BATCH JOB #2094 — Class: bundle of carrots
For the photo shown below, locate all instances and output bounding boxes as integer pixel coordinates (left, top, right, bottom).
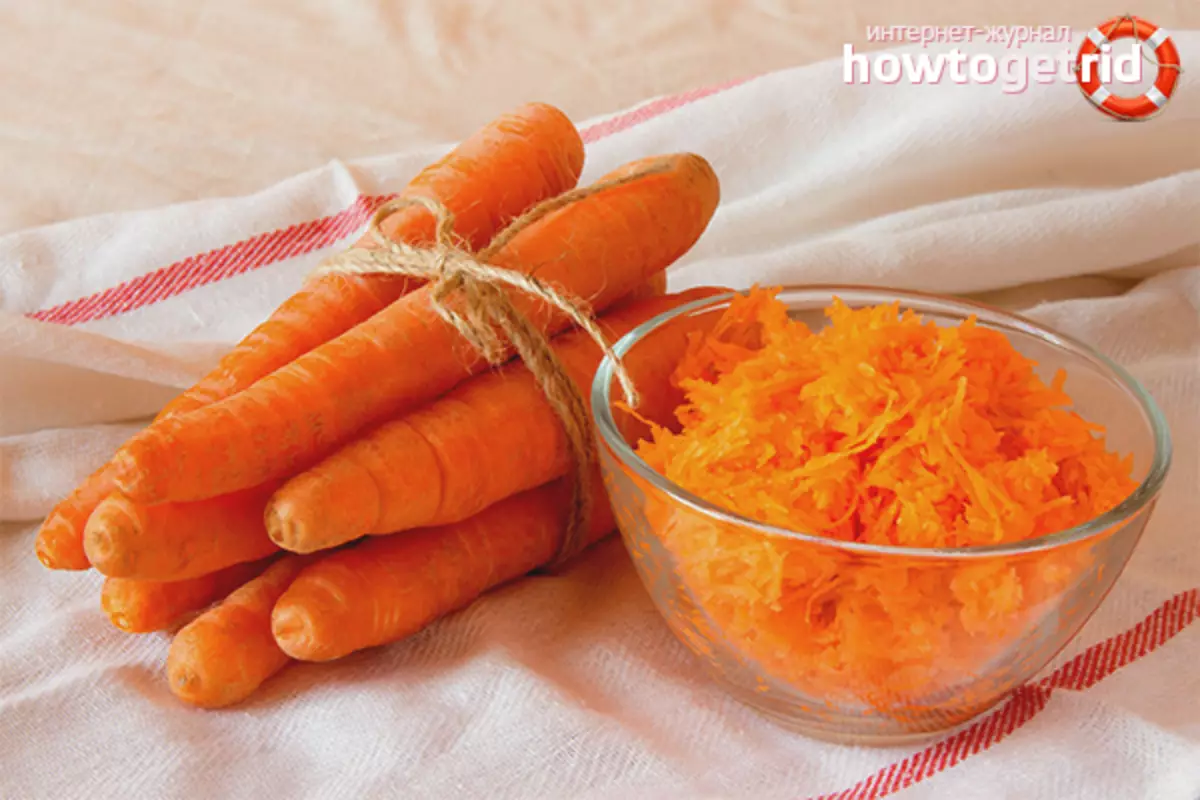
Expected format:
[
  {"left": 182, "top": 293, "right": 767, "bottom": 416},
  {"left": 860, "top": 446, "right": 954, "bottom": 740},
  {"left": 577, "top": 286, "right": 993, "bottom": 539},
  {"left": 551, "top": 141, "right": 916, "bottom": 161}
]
[{"left": 36, "top": 102, "right": 725, "bottom": 708}]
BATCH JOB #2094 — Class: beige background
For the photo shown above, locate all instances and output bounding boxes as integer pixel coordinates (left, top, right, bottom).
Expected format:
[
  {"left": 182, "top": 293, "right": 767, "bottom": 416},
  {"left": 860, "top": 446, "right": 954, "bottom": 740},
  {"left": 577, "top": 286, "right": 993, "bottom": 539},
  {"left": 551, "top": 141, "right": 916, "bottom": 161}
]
[{"left": 1, "top": 0, "right": 1197, "bottom": 235}]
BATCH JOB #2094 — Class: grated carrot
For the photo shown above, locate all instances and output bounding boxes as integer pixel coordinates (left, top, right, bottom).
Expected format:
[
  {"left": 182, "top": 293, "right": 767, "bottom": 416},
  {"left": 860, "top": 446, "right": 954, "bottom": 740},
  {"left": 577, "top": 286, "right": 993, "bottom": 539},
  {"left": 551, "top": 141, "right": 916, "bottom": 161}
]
[{"left": 632, "top": 288, "right": 1138, "bottom": 721}]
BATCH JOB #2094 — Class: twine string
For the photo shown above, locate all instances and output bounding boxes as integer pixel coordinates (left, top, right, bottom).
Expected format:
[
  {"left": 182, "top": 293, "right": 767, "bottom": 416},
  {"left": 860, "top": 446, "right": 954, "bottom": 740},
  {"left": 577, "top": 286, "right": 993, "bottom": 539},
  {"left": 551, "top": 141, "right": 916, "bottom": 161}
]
[{"left": 312, "top": 171, "right": 653, "bottom": 564}]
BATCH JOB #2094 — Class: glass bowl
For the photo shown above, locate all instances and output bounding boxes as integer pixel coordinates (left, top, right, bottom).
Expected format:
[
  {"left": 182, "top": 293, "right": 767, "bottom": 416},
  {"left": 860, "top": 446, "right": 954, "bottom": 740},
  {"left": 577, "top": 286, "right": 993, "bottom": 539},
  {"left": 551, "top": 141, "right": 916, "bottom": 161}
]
[{"left": 591, "top": 286, "right": 1171, "bottom": 745}]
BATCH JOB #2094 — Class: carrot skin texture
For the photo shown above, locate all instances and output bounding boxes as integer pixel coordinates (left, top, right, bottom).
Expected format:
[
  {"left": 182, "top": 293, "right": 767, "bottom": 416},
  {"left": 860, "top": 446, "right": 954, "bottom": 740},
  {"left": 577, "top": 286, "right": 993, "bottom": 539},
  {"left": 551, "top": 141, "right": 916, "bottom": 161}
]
[
  {"left": 113, "top": 154, "right": 721, "bottom": 503},
  {"left": 100, "top": 557, "right": 275, "bottom": 633},
  {"left": 34, "top": 464, "right": 114, "bottom": 571},
  {"left": 33, "top": 102, "right": 584, "bottom": 568},
  {"left": 618, "top": 271, "right": 668, "bottom": 306},
  {"left": 157, "top": 102, "right": 585, "bottom": 416},
  {"left": 266, "top": 287, "right": 725, "bottom": 552},
  {"left": 84, "top": 485, "right": 280, "bottom": 581},
  {"left": 168, "top": 555, "right": 313, "bottom": 708},
  {"left": 272, "top": 472, "right": 614, "bottom": 662}
]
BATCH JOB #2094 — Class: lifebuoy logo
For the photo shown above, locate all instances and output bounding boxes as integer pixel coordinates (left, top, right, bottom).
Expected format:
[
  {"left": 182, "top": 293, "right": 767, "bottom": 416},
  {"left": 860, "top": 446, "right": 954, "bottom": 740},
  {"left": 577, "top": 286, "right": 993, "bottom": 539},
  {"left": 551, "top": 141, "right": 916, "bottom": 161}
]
[{"left": 1076, "top": 15, "right": 1182, "bottom": 120}]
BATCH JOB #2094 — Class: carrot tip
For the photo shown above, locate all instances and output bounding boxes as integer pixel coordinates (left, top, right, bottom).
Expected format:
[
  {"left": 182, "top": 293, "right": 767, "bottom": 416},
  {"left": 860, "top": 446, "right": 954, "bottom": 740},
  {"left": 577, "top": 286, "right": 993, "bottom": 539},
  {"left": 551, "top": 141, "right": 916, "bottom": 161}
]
[
  {"left": 264, "top": 505, "right": 315, "bottom": 554},
  {"left": 167, "top": 665, "right": 209, "bottom": 705},
  {"left": 271, "top": 604, "right": 317, "bottom": 660},
  {"left": 35, "top": 547, "right": 54, "bottom": 569},
  {"left": 34, "top": 519, "right": 91, "bottom": 571},
  {"left": 82, "top": 526, "right": 115, "bottom": 567},
  {"left": 109, "top": 612, "right": 134, "bottom": 632}
]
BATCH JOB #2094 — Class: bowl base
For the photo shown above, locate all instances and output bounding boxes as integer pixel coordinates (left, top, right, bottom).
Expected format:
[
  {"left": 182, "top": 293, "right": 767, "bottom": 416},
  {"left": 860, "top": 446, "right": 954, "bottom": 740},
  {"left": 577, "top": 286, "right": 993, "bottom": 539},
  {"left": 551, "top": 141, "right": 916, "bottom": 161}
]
[{"left": 726, "top": 683, "right": 1002, "bottom": 748}]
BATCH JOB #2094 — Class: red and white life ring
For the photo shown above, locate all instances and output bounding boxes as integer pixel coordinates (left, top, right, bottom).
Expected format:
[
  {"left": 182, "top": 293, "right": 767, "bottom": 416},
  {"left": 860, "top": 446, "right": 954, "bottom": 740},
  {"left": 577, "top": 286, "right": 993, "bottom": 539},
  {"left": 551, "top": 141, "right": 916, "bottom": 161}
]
[{"left": 1076, "top": 16, "right": 1182, "bottom": 120}]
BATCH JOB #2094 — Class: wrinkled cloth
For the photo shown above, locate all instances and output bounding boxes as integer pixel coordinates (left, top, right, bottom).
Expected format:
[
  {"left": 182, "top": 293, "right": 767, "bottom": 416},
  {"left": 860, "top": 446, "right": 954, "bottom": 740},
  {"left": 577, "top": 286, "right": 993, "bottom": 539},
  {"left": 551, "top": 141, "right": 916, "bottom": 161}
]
[
  {"left": 5, "top": 0, "right": 1200, "bottom": 237},
  {"left": 2, "top": 35, "right": 1199, "bottom": 800}
]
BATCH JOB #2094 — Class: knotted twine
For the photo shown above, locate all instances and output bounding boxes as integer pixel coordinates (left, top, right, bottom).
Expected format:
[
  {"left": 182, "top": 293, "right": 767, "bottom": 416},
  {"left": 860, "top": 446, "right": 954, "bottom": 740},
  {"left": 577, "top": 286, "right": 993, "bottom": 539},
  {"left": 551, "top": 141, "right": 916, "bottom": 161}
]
[{"left": 312, "top": 172, "right": 652, "bottom": 566}]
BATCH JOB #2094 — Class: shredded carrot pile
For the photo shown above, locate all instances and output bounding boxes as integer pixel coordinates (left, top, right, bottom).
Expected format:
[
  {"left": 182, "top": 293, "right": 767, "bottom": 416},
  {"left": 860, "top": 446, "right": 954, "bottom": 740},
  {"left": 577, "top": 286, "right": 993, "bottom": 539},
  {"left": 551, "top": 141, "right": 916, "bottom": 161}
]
[{"left": 633, "top": 288, "right": 1137, "bottom": 721}]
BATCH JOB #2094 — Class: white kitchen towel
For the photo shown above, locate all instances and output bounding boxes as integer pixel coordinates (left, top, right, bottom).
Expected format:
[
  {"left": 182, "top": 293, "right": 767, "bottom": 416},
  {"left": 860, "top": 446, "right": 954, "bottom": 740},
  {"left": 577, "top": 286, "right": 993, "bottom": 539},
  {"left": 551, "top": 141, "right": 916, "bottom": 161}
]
[{"left": 1, "top": 34, "right": 1199, "bottom": 800}]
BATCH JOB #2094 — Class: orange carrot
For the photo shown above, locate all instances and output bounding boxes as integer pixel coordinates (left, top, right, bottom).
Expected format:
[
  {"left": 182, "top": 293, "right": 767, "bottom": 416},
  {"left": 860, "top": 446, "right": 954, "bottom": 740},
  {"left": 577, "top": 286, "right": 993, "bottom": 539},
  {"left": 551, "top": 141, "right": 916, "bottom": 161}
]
[
  {"left": 34, "top": 464, "right": 112, "bottom": 571},
  {"left": 100, "top": 557, "right": 275, "bottom": 633},
  {"left": 272, "top": 472, "right": 613, "bottom": 662},
  {"left": 632, "top": 290, "right": 1139, "bottom": 711},
  {"left": 157, "top": 102, "right": 585, "bottom": 417},
  {"left": 167, "top": 555, "right": 314, "bottom": 708},
  {"left": 266, "top": 287, "right": 724, "bottom": 553},
  {"left": 84, "top": 485, "right": 279, "bottom": 581},
  {"left": 618, "top": 271, "right": 668, "bottom": 306},
  {"left": 33, "top": 101, "right": 585, "bottom": 570},
  {"left": 113, "top": 153, "right": 720, "bottom": 503}
]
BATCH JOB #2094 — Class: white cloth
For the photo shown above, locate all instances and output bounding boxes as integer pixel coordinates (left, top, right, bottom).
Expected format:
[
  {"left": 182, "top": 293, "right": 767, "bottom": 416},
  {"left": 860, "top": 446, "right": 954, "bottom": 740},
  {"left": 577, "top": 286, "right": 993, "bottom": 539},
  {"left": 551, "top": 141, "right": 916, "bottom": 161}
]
[
  {"left": 6, "top": 1, "right": 1199, "bottom": 239},
  {"left": 2, "top": 36, "right": 1199, "bottom": 799}
]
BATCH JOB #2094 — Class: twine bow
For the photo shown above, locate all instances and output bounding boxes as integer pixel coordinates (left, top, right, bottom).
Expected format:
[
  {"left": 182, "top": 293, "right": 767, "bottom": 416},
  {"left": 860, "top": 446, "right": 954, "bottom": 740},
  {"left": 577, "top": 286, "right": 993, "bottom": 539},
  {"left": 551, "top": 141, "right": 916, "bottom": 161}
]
[{"left": 312, "top": 173, "right": 648, "bottom": 565}]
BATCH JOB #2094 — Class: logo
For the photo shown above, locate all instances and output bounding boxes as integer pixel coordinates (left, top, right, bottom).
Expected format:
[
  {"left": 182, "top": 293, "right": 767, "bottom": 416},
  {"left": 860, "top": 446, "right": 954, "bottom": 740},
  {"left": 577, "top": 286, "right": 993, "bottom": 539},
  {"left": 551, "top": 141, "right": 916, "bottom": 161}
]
[{"left": 1076, "top": 15, "right": 1182, "bottom": 120}]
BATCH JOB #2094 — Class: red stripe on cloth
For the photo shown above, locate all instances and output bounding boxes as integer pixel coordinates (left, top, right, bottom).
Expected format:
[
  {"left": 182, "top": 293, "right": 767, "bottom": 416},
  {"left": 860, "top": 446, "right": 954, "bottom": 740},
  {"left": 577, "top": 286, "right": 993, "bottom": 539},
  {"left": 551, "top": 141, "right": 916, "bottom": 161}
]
[
  {"left": 809, "top": 588, "right": 1200, "bottom": 800},
  {"left": 27, "top": 76, "right": 749, "bottom": 327},
  {"left": 28, "top": 195, "right": 388, "bottom": 326},
  {"left": 1040, "top": 589, "right": 1199, "bottom": 692},
  {"left": 579, "top": 75, "right": 753, "bottom": 143}
]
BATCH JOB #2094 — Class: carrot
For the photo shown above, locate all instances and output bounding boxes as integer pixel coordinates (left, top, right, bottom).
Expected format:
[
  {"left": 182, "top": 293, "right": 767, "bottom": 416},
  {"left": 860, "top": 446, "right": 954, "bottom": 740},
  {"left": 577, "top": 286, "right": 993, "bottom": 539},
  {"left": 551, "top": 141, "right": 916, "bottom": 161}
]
[
  {"left": 266, "top": 287, "right": 724, "bottom": 553},
  {"left": 618, "top": 271, "right": 668, "bottom": 306},
  {"left": 84, "top": 485, "right": 279, "bottom": 581},
  {"left": 272, "top": 472, "right": 613, "bottom": 662},
  {"left": 113, "top": 153, "right": 720, "bottom": 503},
  {"left": 100, "top": 557, "right": 275, "bottom": 633},
  {"left": 633, "top": 290, "right": 1139, "bottom": 714},
  {"left": 157, "top": 102, "right": 585, "bottom": 417},
  {"left": 33, "top": 101, "right": 585, "bottom": 570},
  {"left": 167, "top": 555, "right": 314, "bottom": 708},
  {"left": 34, "top": 464, "right": 113, "bottom": 571}
]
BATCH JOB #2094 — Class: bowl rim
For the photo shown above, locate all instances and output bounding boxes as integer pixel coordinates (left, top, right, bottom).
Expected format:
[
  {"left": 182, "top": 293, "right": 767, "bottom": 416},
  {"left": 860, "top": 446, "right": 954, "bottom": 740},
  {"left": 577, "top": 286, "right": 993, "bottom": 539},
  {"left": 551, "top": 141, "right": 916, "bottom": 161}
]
[{"left": 591, "top": 285, "right": 1173, "bottom": 560}]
